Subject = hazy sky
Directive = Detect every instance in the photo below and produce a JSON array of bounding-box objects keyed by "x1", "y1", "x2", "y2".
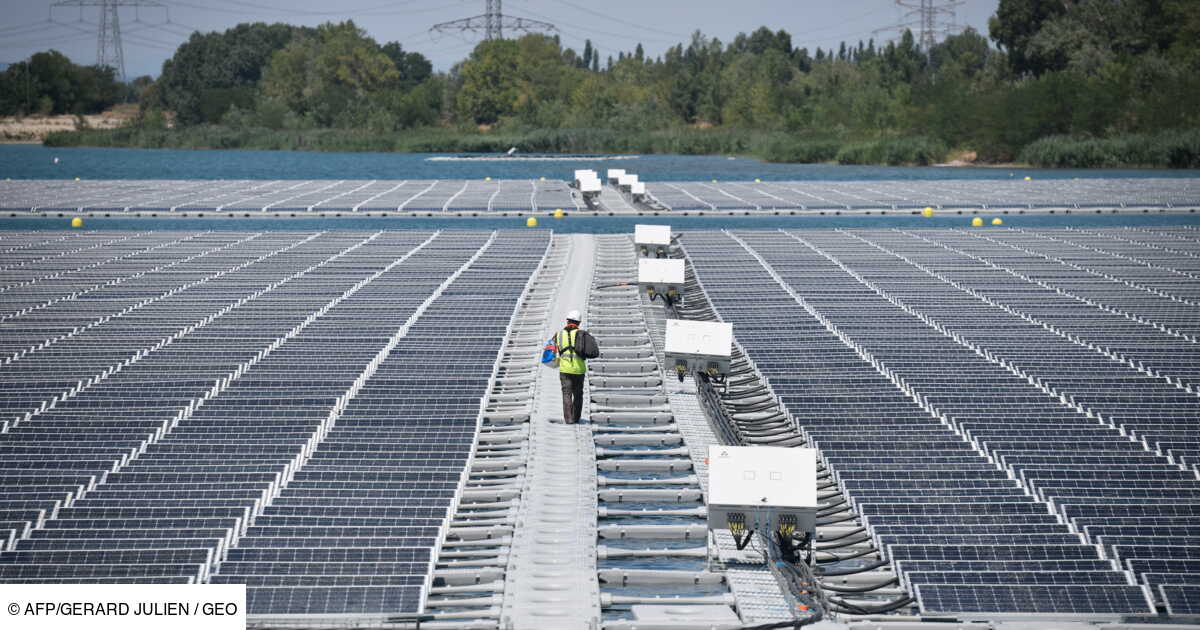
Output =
[{"x1": 0, "y1": 0, "x2": 1001, "y2": 79}]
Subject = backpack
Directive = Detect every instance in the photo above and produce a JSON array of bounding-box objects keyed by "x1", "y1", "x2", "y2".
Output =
[{"x1": 577, "y1": 329, "x2": 600, "y2": 359}]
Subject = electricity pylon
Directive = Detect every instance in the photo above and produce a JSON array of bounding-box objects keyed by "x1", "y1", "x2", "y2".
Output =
[
  {"x1": 874, "y1": 0, "x2": 963, "y2": 52},
  {"x1": 51, "y1": 0, "x2": 165, "y2": 81},
  {"x1": 431, "y1": 0, "x2": 555, "y2": 42}
]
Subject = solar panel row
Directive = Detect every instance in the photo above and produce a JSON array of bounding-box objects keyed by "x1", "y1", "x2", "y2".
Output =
[
  {"x1": 0, "y1": 229, "x2": 549, "y2": 616},
  {"x1": 682, "y1": 227, "x2": 1200, "y2": 617},
  {"x1": 0, "y1": 180, "x2": 579, "y2": 214},
  {"x1": 646, "y1": 180, "x2": 1200, "y2": 212}
]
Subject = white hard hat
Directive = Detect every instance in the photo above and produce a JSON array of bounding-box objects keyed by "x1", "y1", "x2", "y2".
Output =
[{"x1": 566, "y1": 309, "x2": 581, "y2": 322}]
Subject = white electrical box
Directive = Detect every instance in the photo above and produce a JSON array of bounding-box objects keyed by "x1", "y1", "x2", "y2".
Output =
[
  {"x1": 706, "y1": 445, "x2": 818, "y2": 537},
  {"x1": 579, "y1": 177, "x2": 601, "y2": 195},
  {"x1": 617, "y1": 173, "x2": 639, "y2": 192},
  {"x1": 607, "y1": 169, "x2": 625, "y2": 184},
  {"x1": 634, "y1": 224, "x2": 672, "y2": 258},
  {"x1": 638, "y1": 258, "x2": 684, "y2": 304},
  {"x1": 664, "y1": 319, "x2": 731, "y2": 378},
  {"x1": 630, "y1": 181, "x2": 645, "y2": 198}
]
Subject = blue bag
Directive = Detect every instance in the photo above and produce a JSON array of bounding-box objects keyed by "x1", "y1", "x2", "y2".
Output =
[{"x1": 540, "y1": 338, "x2": 559, "y2": 368}]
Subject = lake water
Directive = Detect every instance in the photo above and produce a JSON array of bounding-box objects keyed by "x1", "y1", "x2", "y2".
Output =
[
  {"x1": 3, "y1": 145, "x2": 1198, "y2": 182},
  {"x1": 3, "y1": 145, "x2": 1196, "y2": 231}
]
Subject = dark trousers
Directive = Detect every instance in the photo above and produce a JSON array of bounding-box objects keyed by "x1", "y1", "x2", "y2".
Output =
[{"x1": 559, "y1": 371, "x2": 585, "y2": 423}]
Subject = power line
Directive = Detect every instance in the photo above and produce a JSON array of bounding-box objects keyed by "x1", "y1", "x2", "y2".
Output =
[
  {"x1": 161, "y1": 0, "x2": 458, "y2": 18},
  {"x1": 51, "y1": 1, "x2": 171, "y2": 81},
  {"x1": 431, "y1": 0, "x2": 555, "y2": 42},
  {"x1": 506, "y1": 6, "x2": 673, "y2": 45},
  {"x1": 525, "y1": 0, "x2": 687, "y2": 40},
  {"x1": 790, "y1": 3, "x2": 894, "y2": 39},
  {"x1": 873, "y1": 0, "x2": 963, "y2": 51},
  {"x1": 0, "y1": 20, "x2": 64, "y2": 34}
]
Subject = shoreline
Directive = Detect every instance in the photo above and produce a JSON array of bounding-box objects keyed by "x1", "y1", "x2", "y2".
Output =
[{"x1": 12, "y1": 135, "x2": 1197, "y2": 171}]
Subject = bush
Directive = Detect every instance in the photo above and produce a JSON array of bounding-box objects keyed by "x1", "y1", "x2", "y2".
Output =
[
  {"x1": 758, "y1": 137, "x2": 840, "y2": 163},
  {"x1": 835, "y1": 137, "x2": 947, "y2": 165},
  {"x1": 1018, "y1": 130, "x2": 1200, "y2": 168}
]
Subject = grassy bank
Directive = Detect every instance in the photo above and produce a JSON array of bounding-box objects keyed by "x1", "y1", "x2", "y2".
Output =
[
  {"x1": 44, "y1": 124, "x2": 1200, "y2": 168},
  {"x1": 44, "y1": 125, "x2": 950, "y2": 166},
  {"x1": 1017, "y1": 131, "x2": 1200, "y2": 169}
]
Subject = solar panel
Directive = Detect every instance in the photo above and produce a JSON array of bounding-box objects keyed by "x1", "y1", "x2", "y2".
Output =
[
  {"x1": 904, "y1": 571, "x2": 1133, "y2": 587},
  {"x1": 0, "y1": 229, "x2": 549, "y2": 617},
  {"x1": 1160, "y1": 585, "x2": 1200, "y2": 616},
  {"x1": 245, "y1": 585, "x2": 421, "y2": 615},
  {"x1": 915, "y1": 584, "x2": 1155, "y2": 616},
  {"x1": 889, "y1": 544, "x2": 1102, "y2": 562},
  {"x1": 1142, "y1": 573, "x2": 1200, "y2": 587}
]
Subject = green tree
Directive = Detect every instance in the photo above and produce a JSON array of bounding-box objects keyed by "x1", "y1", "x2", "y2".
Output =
[
  {"x1": 261, "y1": 21, "x2": 401, "y2": 127},
  {"x1": 381, "y1": 42, "x2": 433, "y2": 88},
  {"x1": 989, "y1": 0, "x2": 1068, "y2": 76},
  {"x1": 456, "y1": 38, "x2": 522, "y2": 124},
  {"x1": 156, "y1": 22, "x2": 308, "y2": 124}
]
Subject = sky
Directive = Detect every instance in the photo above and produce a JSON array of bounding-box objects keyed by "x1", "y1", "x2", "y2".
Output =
[{"x1": 0, "y1": 0, "x2": 1001, "y2": 80}]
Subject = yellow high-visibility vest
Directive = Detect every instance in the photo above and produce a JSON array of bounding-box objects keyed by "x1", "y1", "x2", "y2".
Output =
[{"x1": 557, "y1": 328, "x2": 587, "y2": 374}]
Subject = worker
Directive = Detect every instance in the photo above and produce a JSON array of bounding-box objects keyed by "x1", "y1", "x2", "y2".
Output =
[{"x1": 556, "y1": 309, "x2": 596, "y2": 424}]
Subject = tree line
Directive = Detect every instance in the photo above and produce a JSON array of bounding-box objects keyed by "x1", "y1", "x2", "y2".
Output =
[
  {"x1": 37, "y1": 0, "x2": 1200, "y2": 167},
  {"x1": 0, "y1": 51, "x2": 138, "y2": 116}
]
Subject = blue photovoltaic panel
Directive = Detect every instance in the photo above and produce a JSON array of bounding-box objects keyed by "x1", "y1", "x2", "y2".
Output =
[
  {"x1": 1161, "y1": 585, "x2": 1200, "y2": 616},
  {"x1": 679, "y1": 228, "x2": 1200, "y2": 617},
  {"x1": 915, "y1": 584, "x2": 1154, "y2": 616},
  {"x1": 0, "y1": 230, "x2": 550, "y2": 617},
  {"x1": 245, "y1": 586, "x2": 421, "y2": 615},
  {"x1": 1142, "y1": 573, "x2": 1200, "y2": 587}
]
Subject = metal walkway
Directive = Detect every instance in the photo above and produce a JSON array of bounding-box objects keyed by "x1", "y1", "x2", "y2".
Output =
[{"x1": 501, "y1": 233, "x2": 602, "y2": 629}]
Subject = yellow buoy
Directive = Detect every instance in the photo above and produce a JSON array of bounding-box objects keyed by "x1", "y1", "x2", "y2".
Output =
[
  {"x1": 971, "y1": 217, "x2": 984, "y2": 227},
  {"x1": 922, "y1": 207, "x2": 934, "y2": 218},
  {"x1": 754, "y1": 178, "x2": 762, "y2": 183},
  {"x1": 711, "y1": 179, "x2": 718, "y2": 183},
  {"x1": 539, "y1": 176, "x2": 546, "y2": 181},
  {"x1": 485, "y1": 176, "x2": 492, "y2": 182},
  {"x1": 70, "y1": 217, "x2": 83, "y2": 228},
  {"x1": 553, "y1": 208, "x2": 564, "y2": 219},
  {"x1": 1023, "y1": 176, "x2": 1032, "y2": 181},
  {"x1": 74, "y1": 177, "x2": 80, "y2": 182},
  {"x1": 992, "y1": 217, "x2": 1003, "y2": 226},
  {"x1": 525, "y1": 216, "x2": 538, "y2": 227}
]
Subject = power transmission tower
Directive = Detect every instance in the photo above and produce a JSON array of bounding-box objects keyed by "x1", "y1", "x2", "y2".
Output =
[
  {"x1": 431, "y1": 0, "x2": 556, "y2": 42},
  {"x1": 50, "y1": 0, "x2": 165, "y2": 82},
  {"x1": 873, "y1": 0, "x2": 963, "y2": 52}
]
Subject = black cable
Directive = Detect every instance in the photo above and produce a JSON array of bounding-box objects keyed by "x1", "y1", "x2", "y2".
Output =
[
  {"x1": 816, "y1": 547, "x2": 877, "y2": 563},
  {"x1": 816, "y1": 504, "x2": 848, "y2": 518},
  {"x1": 816, "y1": 514, "x2": 857, "y2": 526},
  {"x1": 818, "y1": 526, "x2": 865, "y2": 542},
  {"x1": 696, "y1": 370, "x2": 744, "y2": 446},
  {"x1": 721, "y1": 385, "x2": 771, "y2": 399},
  {"x1": 735, "y1": 616, "x2": 823, "y2": 630},
  {"x1": 820, "y1": 577, "x2": 899, "y2": 593},
  {"x1": 816, "y1": 535, "x2": 871, "y2": 550},
  {"x1": 815, "y1": 559, "x2": 890, "y2": 577},
  {"x1": 828, "y1": 596, "x2": 914, "y2": 615}
]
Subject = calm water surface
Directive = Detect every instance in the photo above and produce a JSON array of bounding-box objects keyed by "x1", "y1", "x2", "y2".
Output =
[{"x1": 2, "y1": 145, "x2": 1198, "y2": 181}]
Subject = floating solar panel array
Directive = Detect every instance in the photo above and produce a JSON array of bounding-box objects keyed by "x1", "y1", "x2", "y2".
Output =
[
  {"x1": 647, "y1": 179, "x2": 1200, "y2": 212},
  {"x1": 682, "y1": 226, "x2": 1200, "y2": 618},
  {"x1": 0, "y1": 229, "x2": 549, "y2": 617},
  {"x1": 0, "y1": 180, "x2": 580, "y2": 214}
]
